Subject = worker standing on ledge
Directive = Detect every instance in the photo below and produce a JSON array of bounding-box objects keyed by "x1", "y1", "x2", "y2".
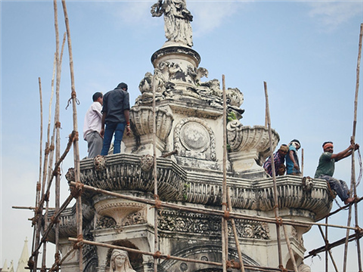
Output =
[{"x1": 314, "y1": 141, "x2": 359, "y2": 205}]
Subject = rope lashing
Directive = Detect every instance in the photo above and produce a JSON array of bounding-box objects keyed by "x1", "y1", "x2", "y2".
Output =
[
  {"x1": 223, "y1": 210, "x2": 230, "y2": 220},
  {"x1": 65, "y1": 91, "x2": 80, "y2": 109},
  {"x1": 72, "y1": 234, "x2": 83, "y2": 250},
  {"x1": 55, "y1": 121, "x2": 61, "y2": 128},
  {"x1": 275, "y1": 217, "x2": 283, "y2": 226},
  {"x1": 152, "y1": 194, "x2": 162, "y2": 209},
  {"x1": 70, "y1": 181, "x2": 84, "y2": 198},
  {"x1": 153, "y1": 251, "x2": 162, "y2": 259}
]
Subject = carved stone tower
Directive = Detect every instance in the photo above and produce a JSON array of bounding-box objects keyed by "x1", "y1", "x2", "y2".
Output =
[{"x1": 53, "y1": 1, "x2": 334, "y2": 272}]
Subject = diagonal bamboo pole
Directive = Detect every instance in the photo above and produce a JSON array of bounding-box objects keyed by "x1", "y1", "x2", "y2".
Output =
[
  {"x1": 61, "y1": 1, "x2": 82, "y2": 271},
  {"x1": 318, "y1": 224, "x2": 339, "y2": 272}
]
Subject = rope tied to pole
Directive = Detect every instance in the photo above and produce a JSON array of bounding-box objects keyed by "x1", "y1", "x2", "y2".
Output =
[
  {"x1": 72, "y1": 234, "x2": 83, "y2": 250},
  {"x1": 70, "y1": 182, "x2": 84, "y2": 198},
  {"x1": 65, "y1": 91, "x2": 80, "y2": 109},
  {"x1": 223, "y1": 210, "x2": 230, "y2": 220},
  {"x1": 49, "y1": 144, "x2": 55, "y2": 151},
  {"x1": 55, "y1": 121, "x2": 61, "y2": 128},
  {"x1": 152, "y1": 194, "x2": 162, "y2": 209},
  {"x1": 275, "y1": 217, "x2": 283, "y2": 226},
  {"x1": 153, "y1": 250, "x2": 162, "y2": 259}
]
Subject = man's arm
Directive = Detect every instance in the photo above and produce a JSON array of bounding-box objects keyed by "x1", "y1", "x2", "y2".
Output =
[
  {"x1": 100, "y1": 112, "x2": 106, "y2": 137},
  {"x1": 332, "y1": 143, "x2": 359, "y2": 162},
  {"x1": 289, "y1": 150, "x2": 299, "y2": 170},
  {"x1": 124, "y1": 109, "x2": 131, "y2": 135}
]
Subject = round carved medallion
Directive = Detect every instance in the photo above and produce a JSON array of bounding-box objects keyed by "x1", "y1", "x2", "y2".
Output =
[{"x1": 180, "y1": 122, "x2": 210, "y2": 152}]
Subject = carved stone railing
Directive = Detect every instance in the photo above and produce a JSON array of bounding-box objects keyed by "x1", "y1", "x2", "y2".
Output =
[
  {"x1": 72, "y1": 154, "x2": 332, "y2": 220},
  {"x1": 183, "y1": 174, "x2": 332, "y2": 221},
  {"x1": 77, "y1": 154, "x2": 186, "y2": 200}
]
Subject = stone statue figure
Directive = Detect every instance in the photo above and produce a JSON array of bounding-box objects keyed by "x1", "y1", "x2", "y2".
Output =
[
  {"x1": 109, "y1": 249, "x2": 136, "y2": 272},
  {"x1": 151, "y1": 0, "x2": 193, "y2": 47}
]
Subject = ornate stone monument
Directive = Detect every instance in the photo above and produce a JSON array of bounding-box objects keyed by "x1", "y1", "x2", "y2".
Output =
[{"x1": 50, "y1": 1, "x2": 333, "y2": 271}]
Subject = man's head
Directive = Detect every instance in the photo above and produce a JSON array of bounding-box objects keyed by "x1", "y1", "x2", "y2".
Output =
[
  {"x1": 278, "y1": 144, "x2": 289, "y2": 155},
  {"x1": 290, "y1": 139, "x2": 301, "y2": 150},
  {"x1": 322, "y1": 141, "x2": 334, "y2": 153},
  {"x1": 92, "y1": 92, "x2": 103, "y2": 104},
  {"x1": 117, "y1": 82, "x2": 128, "y2": 91}
]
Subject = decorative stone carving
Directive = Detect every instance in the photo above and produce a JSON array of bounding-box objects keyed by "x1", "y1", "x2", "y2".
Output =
[
  {"x1": 158, "y1": 210, "x2": 270, "y2": 239},
  {"x1": 94, "y1": 198, "x2": 146, "y2": 226},
  {"x1": 109, "y1": 249, "x2": 136, "y2": 272},
  {"x1": 174, "y1": 117, "x2": 216, "y2": 161},
  {"x1": 151, "y1": 0, "x2": 193, "y2": 47},
  {"x1": 227, "y1": 121, "x2": 280, "y2": 173},
  {"x1": 130, "y1": 106, "x2": 173, "y2": 141},
  {"x1": 140, "y1": 154, "x2": 154, "y2": 172},
  {"x1": 94, "y1": 155, "x2": 106, "y2": 172}
]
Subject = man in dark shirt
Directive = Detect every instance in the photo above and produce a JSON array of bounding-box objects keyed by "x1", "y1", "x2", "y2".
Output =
[
  {"x1": 314, "y1": 141, "x2": 359, "y2": 205},
  {"x1": 100, "y1": 82, "x2": 131, "y2": 155}
]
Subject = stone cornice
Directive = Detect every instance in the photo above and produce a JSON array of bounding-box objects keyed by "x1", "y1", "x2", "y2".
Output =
[{"x1": 75, "y1": 154, "x2": 332, "y2": 221}]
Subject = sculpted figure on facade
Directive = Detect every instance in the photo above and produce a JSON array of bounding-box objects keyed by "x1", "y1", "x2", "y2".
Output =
[
  {"x1": 151, "y1": 0, "x2": 193, "y2": 47},
  {"x1": 109, "y1": 249, "x2": 136, "y2": 272}
]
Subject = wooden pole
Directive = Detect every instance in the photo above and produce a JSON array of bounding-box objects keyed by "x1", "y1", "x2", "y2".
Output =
[
  {"x1": 61, "y1": 1, "x2": 82, "y2": 271},
  {"x1": 31, "y1": 77, "x2": 43, "y2": 272},
  {"x1": 227, "y1": 188, "x2": 245, "y2": 272},
  {"x1": 344, "y1": 23, "x2": 363, "y2": 272},
  {"x1": 264, "y1": 82, "x2": 283, "y2": 269},
  {"x1": 318, "y1": 224, "x2": 339, "y2": 272},
  {"x1": 152, "y1": 71, "x2": 159, "y2": 272},
  {"x1": 222, "y1": 75, "x2": 228, "y2": 272}
]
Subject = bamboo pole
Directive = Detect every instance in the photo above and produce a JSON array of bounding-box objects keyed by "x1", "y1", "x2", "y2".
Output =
[
  {"x1": 344, "y1": 23, "x2": 363, "y2": 272},
  {"x1": 31, "y1": 77, "x2": 43, "y2": 272},
  {"x1": 301, "y1": 148, "x2": 304, "y2": 177},
  {"x1": 61, "y1": 1, "x2": 82, "y2": 270},
  {"x1": 305, "y1": 230, "x2": 363, "y2": 259},
  {"x1": 264, "y1": 82, "x2": 284, "y2": 269},
  {"x1": 152, "y1": 71, "x2": 159, "y2": 272},
  {"x1": 325, "y1": 218, "x2": 329, "y2": 272},
  {"x1": 227, "y1": 188, "x2": 245, "y2": 272},
  {"x1": 222, "y1": 75, "x2": 228, "y2": 272},
  {"x1": 70, "y1": 181, "x2": 360, "y2": 231},
  {"x1": 318, "y1": 224, "x2": 339, "y2": 272}
]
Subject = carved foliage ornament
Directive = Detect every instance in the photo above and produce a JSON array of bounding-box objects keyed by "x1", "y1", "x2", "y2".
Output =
[{"x1": 158, "y1": 210, "x2": 269, "y2": 239}]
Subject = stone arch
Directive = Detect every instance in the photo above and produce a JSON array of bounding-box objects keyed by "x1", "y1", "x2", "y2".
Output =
[
  {"x1": 105, "y1": 240, "x2": 143, "y2": 271},
  {"x1": 160, "y1": 244, "x2": 259, "y2": 272}
]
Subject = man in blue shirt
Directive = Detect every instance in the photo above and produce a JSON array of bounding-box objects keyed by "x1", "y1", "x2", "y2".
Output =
[{"x1": 100, "y1": 82, "x2": 131, "y2": 155}]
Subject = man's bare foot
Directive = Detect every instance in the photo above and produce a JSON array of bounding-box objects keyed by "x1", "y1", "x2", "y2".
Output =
[{"x1": 344, "y1": 197, "x2": 354, "y2": 205}]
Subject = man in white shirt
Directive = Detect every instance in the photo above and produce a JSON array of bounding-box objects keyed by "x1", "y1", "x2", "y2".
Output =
[{"x1": 83, "y1": 92, "x2": 103, "y2": 158}]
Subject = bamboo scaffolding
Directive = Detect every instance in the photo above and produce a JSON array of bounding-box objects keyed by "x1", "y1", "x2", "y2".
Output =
[
  {"x1": 69, "y1": 181, "x2": 360, "y2": 231},
  {"x1": 61, "y1": 1, "x2": 82, "y2": 271},
  {"x1": 222, "y1": 75, "x2": 228, "y2": 272},
  {"x1": 318, "y1": 224, "x2": 339, "y2": 272},
  {"x1": 68, "y1": 238, "x2": 295, "y2": 272},
  {"x1": 305, "y1": 230, "x2": 363, "y2": 259}
]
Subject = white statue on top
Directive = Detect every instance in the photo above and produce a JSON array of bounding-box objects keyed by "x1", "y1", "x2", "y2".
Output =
[
  {"x1": 151, "y1": 0, "x2": 193, "y2": 47},
  {"x1": 109, "y1": 249, "x2": 136, "y2": 272}
]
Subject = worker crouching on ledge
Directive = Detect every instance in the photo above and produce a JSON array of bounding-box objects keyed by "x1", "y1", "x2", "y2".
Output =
[{"x1": 314, "y1": 141, "x2": 360, "y2": 205}]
